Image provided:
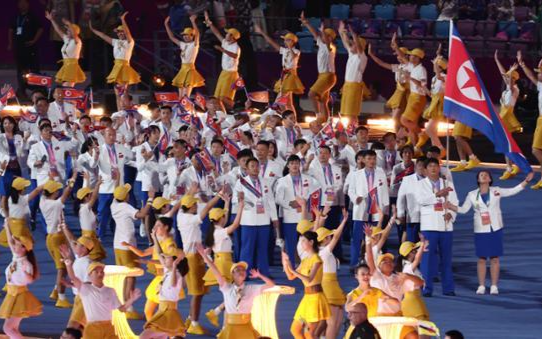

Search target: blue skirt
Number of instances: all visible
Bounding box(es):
[474,229,503,258]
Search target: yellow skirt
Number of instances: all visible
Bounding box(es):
[322,273,346,306]
[0,285,42,319]
[401,290,429,321]
[453,121,473,139]
[203,252,233,286]
[186,253,209,296]
[218,314,260,339]
[340,81,365,117]
[294,291,331,323]
[84,321,118,339]
[55,58,86,84]
[423,93,444,120]
[69,294,86,326]
[144,301,185,336]
[172,63,205,88]
[402,93,427,123]
[0,218,33,248]
[214,70,239,100]
[274,70,305,95]
[499,105,522,133]
[46,232,68,269]
[310,72,337,97]
[106,59,141,85]
[386,83,409,110]
[81,230,107,261]
[533,116,542,149]
[114,249,140,268]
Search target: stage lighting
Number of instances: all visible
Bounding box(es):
[152,74,166,88]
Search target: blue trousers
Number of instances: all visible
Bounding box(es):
[28,179,46,233]
[323,205,344,259]
[97,193,115,239]
[240,225,271,276]
[406,223,421,242]
[420,231,455,294]
[281,222,298,266]
[230,214,241,262]
[0,167,21,197]
[133,181,142,209]
[351,220,372,266]
[124,165,137,207]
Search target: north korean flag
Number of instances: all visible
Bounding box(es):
[444,23,532,173]
[26,73,53,88]
[154,92,179,104]
[194,92,206,110]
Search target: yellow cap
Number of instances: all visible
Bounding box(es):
[87,262,105,274]
[230,261,248,274]
[296,219,313,234]
[71,24,81,36]
[209,208,227,222]
[358,37,367,51]
[76,187,93,200]
[508,70,520,81]
[12,177,31,191]
[115,25,124,31]
[152,197,171,210]
[323,28,337,40]
[437,58,448,70]
[180,194,198,208]
[377,253,395,266]
[182,27,194,36]
[399,241,421,257]
[44,180,63,194]
[161,245,179,257]
[281,32,299,43]
[113,184,131,201]
[316,227,335,242]
[77,236,95,251]
[227,28,241,40]
[399,47,408,54]
[14,236,33,251]
[408,48,425,59]
[371,226,385,236]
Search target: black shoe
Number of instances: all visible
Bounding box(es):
[423,292,432,297]
[443,292,456,296]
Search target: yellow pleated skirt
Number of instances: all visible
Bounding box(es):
[69,294,86,326]
[499,105,522,133]
[46,232,68,269]
[186,253,209,296]
[203,252,233,286]
[0,285,42,319]
[81,230,107,261]
[84,321,118,339]
[214,70,239,100]
[340,81,365,117]
[114,249,140,268]
[274,70,305,95]
[106,59,141,85]
[172,63,205,88]
[453,121,473,139]
[310,72,337,97]
[0,218,33,248]
[402,93,427,122]
[294,291,331,323]
[533,116,542,149]
[56,58,86,84]
[423,93,444,120]
[218,314,260,339]
[322,273,346,306]
[144,301,186,336]
[401,289,430,321]
[386,82,409,110]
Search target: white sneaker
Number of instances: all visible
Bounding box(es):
[490,285,499,295]
[476,285,486,295]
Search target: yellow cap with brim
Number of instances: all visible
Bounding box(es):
[371,226,385,236]
[408,48,425,59]
[230,261,248,274]
[296,219,313,234]
[87,262,105,275]
[77,236,95,251]
[209,208,227,222]
[76,187,93,200]
[12,177,31,191]
[71,24,81,36]
[437,58,448,70]
[14,236,33,251]
[281,32,299,43]
[113,184,131,201]
[316,227,335,242]
[180,194,198,208]
[323,28,337,40]
[399,47,409,54]
[114,25,124,31]
[182,27,194,36]
[152,197,171,210]
[508,70,520,81]
[44,180,63,194]
[377,253,395,266]
[227,28,241,40]
[399,241,421,257]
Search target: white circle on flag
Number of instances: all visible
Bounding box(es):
[457,61,485,101]
[160,95,166,100]
[65,90,72,97]
[41,78,48,85]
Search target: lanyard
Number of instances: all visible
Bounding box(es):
[286,128,295,145]
[7,138,16,158]
[43,141,57,165]
[292,175,302,196]
[16,15,27,28]
[213,156,221,173]
[366,170,374,190]
[476,189,490,208]
[260,161,268,177]
[107,145,118,165]
[431,179,440,192]
[323,164,333,185]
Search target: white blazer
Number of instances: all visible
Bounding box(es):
[259,159,283,187]
[457,184,524,233]
[235,175,278,226]
[90,143,134,194]
[0,134,25,169]
[376,149,402,178]
[416,177,458,232]
[389,162,415,198]
[136,142,163,192]
[308,160,344,207]
[76,152,99,187]
[275,173,321,223]
[396,173,424,223]
[161,157,191,201]
[27,138,77,185]
[335,144,357,171]
[348,167,389,221]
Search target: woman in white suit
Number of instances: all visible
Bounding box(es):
[0,116,26,197]
[447,170,533,295]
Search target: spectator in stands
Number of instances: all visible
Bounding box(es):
[445,330,465,339]
[437,0,458,21]
[457,0,486,20]
[168,0,192,34]
[487,0,515,21]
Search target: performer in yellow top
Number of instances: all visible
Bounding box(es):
[164,14,205,98]
[89,12,140,110]
[299,11,337,122]
[282,231,330,339]
[75,178,107,261]
[398,241,430,320]
[45,10,85,87]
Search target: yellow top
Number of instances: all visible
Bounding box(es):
[347,287,383,317]
[297,253,323,287]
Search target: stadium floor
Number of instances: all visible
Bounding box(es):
[1,168,541,339]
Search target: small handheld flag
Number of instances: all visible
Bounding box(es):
[154,92,179,104]
[25,73,53,88]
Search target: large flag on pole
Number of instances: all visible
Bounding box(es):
[443,22,532,173]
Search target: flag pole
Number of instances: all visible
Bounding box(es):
[445,20,453,169]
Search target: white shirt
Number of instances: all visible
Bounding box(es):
[416,177,458,232]
[370,269,403,304]
[72,255,91,295]
[221,40,240,72]
[112,38,134,61]
[1,195,30,219]
[176,212,202,254]
[407,63,427,95]
[180,40,198,64]
[430,74,445,95]
[307,161,344,207]
[391,63,408,84]
[280,46,300,70]
[159,268,183,302]
[79,203,97,232]
[5,255,33,286]
[319,245,338,274]
[500,84,518,107]
[213,227,233,253]
[537,82,542,116]
[234,176,278,226]
[79,283,121,322]
[111,201,138,250]
[39,198,64,234]
[316,37,335,73]
[90,143,135,194]
[396,173,424,223]
[219,283,265,314]
[61,35,82,59]
[403,261,423,293]
[344,51,367,83]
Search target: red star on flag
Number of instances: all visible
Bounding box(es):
[461,66,482,98]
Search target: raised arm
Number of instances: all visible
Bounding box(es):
[28,184,45,201]
[45,10,65,39]
[517,50,538,85]
[327,209,348,251]
[88,178,102,208]
[376,206,395,251]
[494,50,510,84]
[199,190,224,220]
[250,268,275,289]
[364,225,376,274]
[368,44,393,70]
[197,244,227,287]
[64,259,83,290]
[349,25,363,54]
[59,221,78,254]
[299,11,319,41]
[119,12,133,43]
[189,14,199,43]
[118,288,142,312]
[254,24,280,52]
[88,20,113,45]
[225,199,243,235]
[204,11,224,42]
[62,17,80,42]
[3,219,16,254]
[164,16,181,45]
[60,171,78,204]
[410,239,427,272]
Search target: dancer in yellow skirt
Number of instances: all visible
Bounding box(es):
[282,231,330,339]
[450,121,481,172]
[0,220,42,338]
[165,14,205,98]
[495,50,522,179]
[338,21,368,118]
[315,209,348,339]
[65,261,142,339]
[518,50,542,189]
[198,245,275,339]
[398,241,430,321]
[45,10,85,87]
[0,177,43,247]
[140,231,189,338]
[204,11,241,109]
[89,12,140,110]
[299,11,337,122]
[76,179,106,261]
[203,196,244,327]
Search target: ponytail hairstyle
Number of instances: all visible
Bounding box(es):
[302,231,319,254]
[203,224,216,249]
[395,255,405,273]
[26,250,40,281]
[9,187,21,205]
[176,257,189,277]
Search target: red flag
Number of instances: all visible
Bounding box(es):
[84,124,106,133]
[310,189,321,216]
[194,92,206,110]
[26,73,53,88]
[180,96,195,112]
[60,88,85,100]
[206,115,222,137]
[19,109,38,123]
[346,121,357,137]
[158,133,169,154]
[154,92,179,103]
[197,149,214,172]
[247,91,269,103]
[320,122,335,140]
[274,92,294,111]
[0,86,16,105]
[224,137,240,160]
[231,77,245,90]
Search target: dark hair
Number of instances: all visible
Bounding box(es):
[364,149,377,157]
[148,102,160,110]
[100,116,112,124]
[424,157,440,168]
[79,115,91,123]
[157,217,173,232]
[160,105,172,112]
[175,257,189,277]
[9,185,21,204]
[283,154,301,176]
[302,231,319,253]
[444,330,464,339]
[282,110,295,119]
[148,125,161,135]
[416,156,428,165]
[370,142,385,150]
[319,145,331,153]
[256,140,270,148]
[246,157,259,167]
[80,136,98,154]
[178,125,189,133]
[400,145,414,156]
[38,118,51,127]
[39,123,52,131]
[268,140,278,158]
[476,170,493,187]
[354,263,370,275]
[35,97,49,106]
[237,148,253,160]
[243,131,253,141]
[174,139,187,148]
[426,146,441,156]
[355,126,368,134]
[0,116,18,134]
[63,327,83,339]
[188,148,200,159]
[27,249,40,280]
[382,132,396,141]
[294,138,307,148]
[211,138,224,147]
